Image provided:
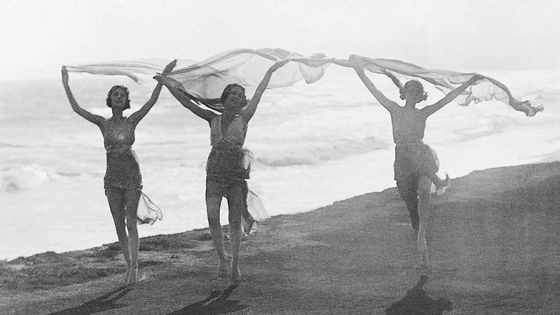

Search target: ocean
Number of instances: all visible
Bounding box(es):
[1,68,559,260]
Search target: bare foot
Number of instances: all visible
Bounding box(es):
[435,173,450,196]
[231,266,241,284]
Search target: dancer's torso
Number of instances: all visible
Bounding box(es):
[210,115,247,148]
[102,118,136,151]
[390,106,427,145]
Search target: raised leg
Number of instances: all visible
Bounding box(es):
[431,173,450,196]
[396,178,420,233]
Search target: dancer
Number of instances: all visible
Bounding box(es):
[350,56,482,265]
[61,60,176,284]
[155,59,289,283]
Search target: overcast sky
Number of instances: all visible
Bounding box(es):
[1,0,558,80]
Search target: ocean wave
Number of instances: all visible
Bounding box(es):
[255,136,389,167]
[1,164,54,192]
[525,89,560,109]
[0,142,26,148]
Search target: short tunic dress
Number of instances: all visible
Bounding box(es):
[102,118,142,190]
[390,106,439,182]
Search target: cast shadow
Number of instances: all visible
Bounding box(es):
[385,275,453,315]
[49,285,133,314]
[167,284,248,315]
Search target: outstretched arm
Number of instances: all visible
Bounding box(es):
[129,60,177,126]
[154,75,217,122]
[61,66,104,126]
[241,59,289,122]
[422,74,483,117]
[383,69,403,90]
[350,58,399,112]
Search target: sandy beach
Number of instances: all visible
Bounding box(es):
[1,161,559,314]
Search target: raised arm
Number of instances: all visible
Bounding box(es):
[350,61,399,112]
[129,60,177,126]
[422,74,483,117]
[154,75,217,122]
[383,69,403,90]
[240,59,289,122]
[61,66,104,126]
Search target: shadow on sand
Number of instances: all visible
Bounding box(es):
[49,285,133,315]
[386,275,452,315]
[168,284,248,315]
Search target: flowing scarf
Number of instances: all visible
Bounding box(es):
[66,48,332,111]
[346,55,542,116]
[65,49,539,115]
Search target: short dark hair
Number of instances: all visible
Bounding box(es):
[106,85,131,109]
[220,83,247,106]
[399,80,427,101]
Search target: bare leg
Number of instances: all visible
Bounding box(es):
[417,176,432,265]
[206,188,227,277]
[227,183,244,284]
[125,189,141,285]
[105,189,130,283]
[396,179,419,233]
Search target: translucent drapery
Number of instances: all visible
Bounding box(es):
[66,49,539,116]
[348,55,542,116]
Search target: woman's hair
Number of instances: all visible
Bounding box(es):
[400,80,428,101]
[106,85,131,109]
[220,83,247,107]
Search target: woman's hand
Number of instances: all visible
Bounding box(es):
[162,59,177,75]
[470,74,484,83]
[153,74,169,85]
[154,74,182,90]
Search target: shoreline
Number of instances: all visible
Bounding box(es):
[2,161,560,314]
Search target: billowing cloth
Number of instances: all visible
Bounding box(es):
[66,49,537,115]
[246,190,269,222]
[66,48,332,111]
[66,59,195,83]
[137,192,163,225]
[349,55,543,117]
[166,48,331,110]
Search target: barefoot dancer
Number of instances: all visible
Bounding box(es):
[61,60,176,284]
[382,69,452,195]
[155,59,289,283]
[350,56,482,264]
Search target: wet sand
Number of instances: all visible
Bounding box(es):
[2,162,560,314]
